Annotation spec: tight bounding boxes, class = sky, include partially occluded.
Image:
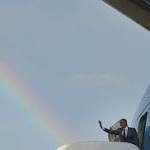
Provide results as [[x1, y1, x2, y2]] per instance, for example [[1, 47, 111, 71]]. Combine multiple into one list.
[[0, 0, 150, 150]]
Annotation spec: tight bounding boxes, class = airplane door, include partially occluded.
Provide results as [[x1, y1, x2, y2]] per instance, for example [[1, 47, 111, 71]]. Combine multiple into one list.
[[143, 110, 150, 150], [137, 112, 147, 150]]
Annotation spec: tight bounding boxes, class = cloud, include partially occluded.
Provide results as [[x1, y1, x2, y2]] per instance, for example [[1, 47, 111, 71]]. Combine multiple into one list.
[[71, 73, 128, 86]]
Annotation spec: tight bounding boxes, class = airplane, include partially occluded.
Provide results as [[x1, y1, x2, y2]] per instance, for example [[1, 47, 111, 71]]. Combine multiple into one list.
[[102, 0, 150, 31], [130, 85, 150, 150], [56, 85, 150, 150], [107, 85, 150, 150], [56, 141, 139, 150], [57, 86, 150, 150]]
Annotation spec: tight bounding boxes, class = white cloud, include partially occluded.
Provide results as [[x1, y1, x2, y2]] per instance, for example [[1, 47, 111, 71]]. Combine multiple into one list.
[[71, 73, 128, 86]]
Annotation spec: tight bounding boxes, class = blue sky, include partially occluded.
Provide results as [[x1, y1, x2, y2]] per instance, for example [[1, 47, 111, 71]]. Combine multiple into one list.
[[1, 0, 150, 150]]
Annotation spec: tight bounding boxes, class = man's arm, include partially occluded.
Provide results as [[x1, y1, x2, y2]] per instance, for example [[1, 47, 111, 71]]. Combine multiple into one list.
[[98, 120, 119, 135]]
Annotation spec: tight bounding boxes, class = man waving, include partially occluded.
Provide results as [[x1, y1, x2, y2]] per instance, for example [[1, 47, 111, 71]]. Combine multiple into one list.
[[98, 119, 139, 147]]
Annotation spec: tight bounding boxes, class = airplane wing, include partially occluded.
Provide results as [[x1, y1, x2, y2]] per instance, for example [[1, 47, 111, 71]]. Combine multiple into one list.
[[102, 0, 150, 31]]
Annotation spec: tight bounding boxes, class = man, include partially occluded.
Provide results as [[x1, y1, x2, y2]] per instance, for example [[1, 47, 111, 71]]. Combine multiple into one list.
[[98, 119, 139, 147]]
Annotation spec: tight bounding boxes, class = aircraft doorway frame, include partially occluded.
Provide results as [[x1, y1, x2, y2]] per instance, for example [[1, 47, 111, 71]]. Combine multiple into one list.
[[138, 112, 148, 150]]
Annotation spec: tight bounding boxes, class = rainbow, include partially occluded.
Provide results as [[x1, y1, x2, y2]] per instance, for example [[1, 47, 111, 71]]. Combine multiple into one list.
[[0, 63, 71, 149]]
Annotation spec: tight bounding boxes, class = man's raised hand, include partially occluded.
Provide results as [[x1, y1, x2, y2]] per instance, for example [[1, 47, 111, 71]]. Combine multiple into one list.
[[98, 120, 103, 129]]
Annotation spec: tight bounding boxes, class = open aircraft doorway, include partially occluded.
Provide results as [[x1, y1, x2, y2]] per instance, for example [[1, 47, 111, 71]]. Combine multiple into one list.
[[138, 112, 148, 150]]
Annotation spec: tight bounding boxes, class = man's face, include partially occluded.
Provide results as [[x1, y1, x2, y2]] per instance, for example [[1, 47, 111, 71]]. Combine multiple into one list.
[[120, 120, 127, 128]]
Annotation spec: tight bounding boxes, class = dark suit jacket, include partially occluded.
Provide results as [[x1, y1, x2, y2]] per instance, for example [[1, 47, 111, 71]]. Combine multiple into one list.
[[104, 127, 139, 147]]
